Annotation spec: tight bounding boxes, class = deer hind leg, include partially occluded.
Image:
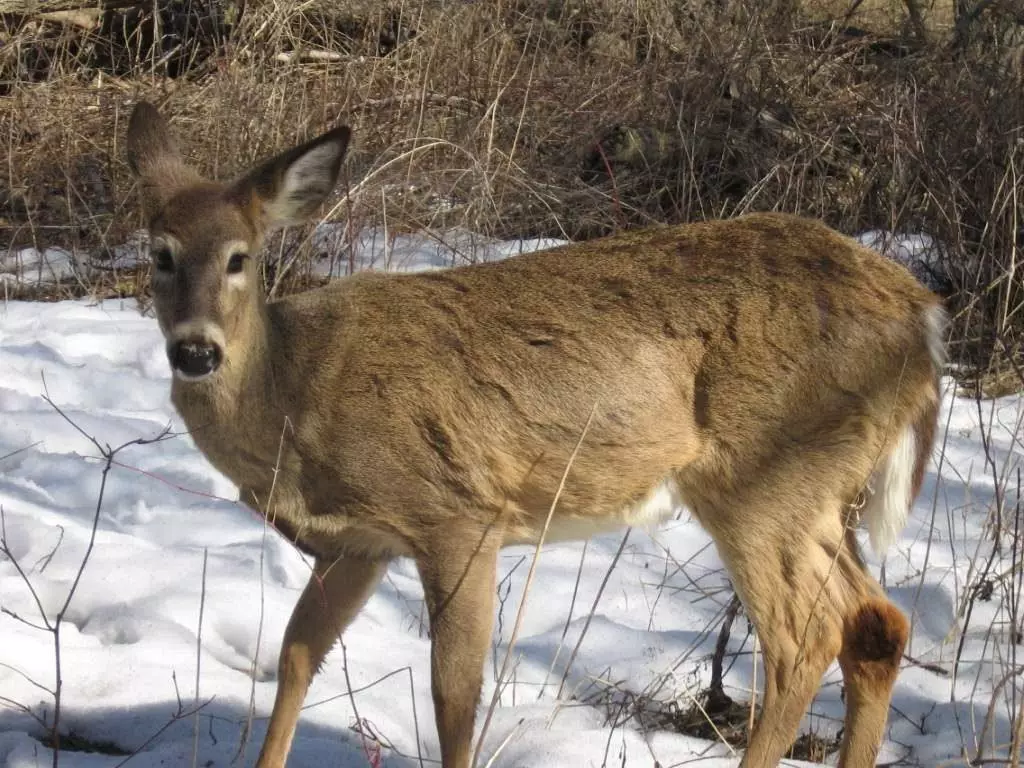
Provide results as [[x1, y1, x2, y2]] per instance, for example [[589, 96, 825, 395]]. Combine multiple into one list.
[[836, 527, 909, 768], [256, 556, 387, 768], [416, 528, 501, 768], [697, 497, 874, 768]]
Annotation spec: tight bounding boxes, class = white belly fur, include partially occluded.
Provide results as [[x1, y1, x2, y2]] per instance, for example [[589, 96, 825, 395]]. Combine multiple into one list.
[[540, 478, 683, 544], [623, 477, 682, 529]]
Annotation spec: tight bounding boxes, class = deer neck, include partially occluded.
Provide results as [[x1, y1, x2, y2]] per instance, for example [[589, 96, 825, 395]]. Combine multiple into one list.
[[169, 296, 290, 460]]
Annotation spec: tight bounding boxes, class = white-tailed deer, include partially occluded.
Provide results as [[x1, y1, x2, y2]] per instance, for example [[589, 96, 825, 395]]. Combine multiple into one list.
[[126, 101, 945, 768]]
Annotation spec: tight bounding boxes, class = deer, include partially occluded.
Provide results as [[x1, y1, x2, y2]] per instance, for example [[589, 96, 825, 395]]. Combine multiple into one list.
[[125, 100, 945, 768]]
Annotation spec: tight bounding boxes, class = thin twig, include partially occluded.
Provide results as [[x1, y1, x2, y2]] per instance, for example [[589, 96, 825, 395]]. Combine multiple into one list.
[[556, 528, 632, 700], [191, 548, 208, 768]]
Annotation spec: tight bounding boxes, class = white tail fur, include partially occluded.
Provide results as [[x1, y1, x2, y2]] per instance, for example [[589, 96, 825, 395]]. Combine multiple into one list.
[[863, 303, 946, 554], [863, 423, 917, 554]]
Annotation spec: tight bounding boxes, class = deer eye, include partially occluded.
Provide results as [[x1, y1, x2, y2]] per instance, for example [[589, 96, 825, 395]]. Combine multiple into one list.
[[152, 247, 174, 273], [226, 252, 248, 274]]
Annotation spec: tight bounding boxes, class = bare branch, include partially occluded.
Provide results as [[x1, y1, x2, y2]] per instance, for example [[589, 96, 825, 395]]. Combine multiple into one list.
[[1, 506, 55, 632]]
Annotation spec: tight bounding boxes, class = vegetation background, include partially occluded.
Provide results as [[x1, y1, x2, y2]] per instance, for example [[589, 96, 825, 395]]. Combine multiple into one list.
[[1, 0, 1022, 392]]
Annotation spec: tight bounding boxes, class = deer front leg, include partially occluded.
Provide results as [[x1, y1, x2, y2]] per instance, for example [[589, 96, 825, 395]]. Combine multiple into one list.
[[417, 532, 501, 768], [255, 556, 387, 768]]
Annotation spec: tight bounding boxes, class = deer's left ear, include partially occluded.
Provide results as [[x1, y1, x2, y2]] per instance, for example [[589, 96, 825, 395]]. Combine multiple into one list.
[[230, 126, 351, 229], [126, 101, 202, 217]]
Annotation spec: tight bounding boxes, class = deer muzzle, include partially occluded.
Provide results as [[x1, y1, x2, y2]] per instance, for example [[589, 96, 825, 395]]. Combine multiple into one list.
[[168, 338, 223, 379]]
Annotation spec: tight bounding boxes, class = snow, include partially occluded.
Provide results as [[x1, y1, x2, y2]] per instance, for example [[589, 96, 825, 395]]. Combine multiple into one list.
[[1, 236, 145, 290], [856, 230, 950, 294], [310, 225, 568, 275], [0, 226, 566, 288], [0, 232, 1021, 768], [4, 222, 945, 287]]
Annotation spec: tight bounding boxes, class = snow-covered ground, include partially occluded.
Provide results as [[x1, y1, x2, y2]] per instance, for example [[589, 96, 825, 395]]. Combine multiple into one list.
[[0, 226, 567, 288], [3, 221, 946, 287], [0, 232, 1021, 768]]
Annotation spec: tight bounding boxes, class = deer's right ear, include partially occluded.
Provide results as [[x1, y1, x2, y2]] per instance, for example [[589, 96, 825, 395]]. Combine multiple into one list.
[[229, 126, 351, 230], [126, 101, 199, 216]]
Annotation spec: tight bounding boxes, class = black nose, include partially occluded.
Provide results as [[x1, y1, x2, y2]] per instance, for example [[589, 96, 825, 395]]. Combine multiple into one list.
[[169, 340, 222, 377]]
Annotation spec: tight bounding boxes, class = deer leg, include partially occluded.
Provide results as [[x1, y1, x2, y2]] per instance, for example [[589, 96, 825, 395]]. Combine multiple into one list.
[[255, 556, 387, 768], [699, 502, 850, 768], [836, 594, 908, 767], [416, 531, 501, 768], [737, 572, 843, 767]]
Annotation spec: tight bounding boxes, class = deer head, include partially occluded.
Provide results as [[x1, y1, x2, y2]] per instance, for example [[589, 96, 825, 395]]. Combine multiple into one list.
[[126, 102, 350, 381]]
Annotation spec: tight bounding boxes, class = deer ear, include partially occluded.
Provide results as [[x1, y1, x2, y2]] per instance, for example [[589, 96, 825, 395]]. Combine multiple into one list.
[[230, 126, 351, 229], [126, 101, 200, 216]]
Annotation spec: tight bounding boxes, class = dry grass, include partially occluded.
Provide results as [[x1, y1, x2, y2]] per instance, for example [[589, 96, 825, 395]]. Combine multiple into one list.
[[1, 0, 1022, 386]]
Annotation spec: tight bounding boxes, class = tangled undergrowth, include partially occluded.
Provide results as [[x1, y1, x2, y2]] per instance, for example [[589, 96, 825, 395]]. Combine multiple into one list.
[[1, 0, 1022, 392]]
